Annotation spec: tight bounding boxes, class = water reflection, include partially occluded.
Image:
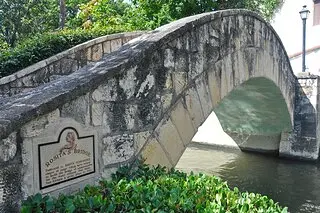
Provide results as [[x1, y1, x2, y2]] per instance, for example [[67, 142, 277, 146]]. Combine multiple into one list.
[[176, 143, 320, 213]]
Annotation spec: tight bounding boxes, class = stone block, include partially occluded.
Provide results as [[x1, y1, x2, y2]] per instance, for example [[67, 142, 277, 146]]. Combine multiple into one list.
[[141, 137, 172, 168], [133, 131, 151, 154], [102, 167, 118, 180], [175, 53, 188, 73], [110, 38, 122, 52], [161, 92, 173, 111], [102, 134, 135, 165], [103, 41, 111, 54], [164, 48, 174, 69], [103, 103, 137, 132], [21, 138, 34, 197], [61, 95, 90, 126], [136, 98, 162, 130], [189, 52, 204, 80], [207, 61, 222, 107], [21, 75, 36, 87], [91, 44, 103, 61], [155, 117, 185, 166], [173, 72, 187, 96], [60, 58, 78, 74], [20, 109, 60, 138], [91, 102, 104, 126], [220, 54, 234, 99], [195, 75, 213, 118], [170, 100, 196, 146], [184, 86, 205, 130], [134, 72, 154, 99], [0, 132, 17, 162], [86, 47, 92, 61], [92, 79, 118, 102]]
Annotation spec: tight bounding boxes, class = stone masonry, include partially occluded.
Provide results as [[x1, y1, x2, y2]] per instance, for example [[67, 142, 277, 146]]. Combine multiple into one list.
[[0, 32, 144, 98], [0, 9, 318, 211]]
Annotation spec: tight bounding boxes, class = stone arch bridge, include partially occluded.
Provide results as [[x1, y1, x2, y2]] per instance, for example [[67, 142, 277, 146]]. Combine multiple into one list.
[[0, 9, 319, 211]]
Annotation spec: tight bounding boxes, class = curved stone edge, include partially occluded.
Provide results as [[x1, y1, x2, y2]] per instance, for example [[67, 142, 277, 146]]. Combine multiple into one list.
[[0, 31, 145, 95], [0, 9, 295, 141]]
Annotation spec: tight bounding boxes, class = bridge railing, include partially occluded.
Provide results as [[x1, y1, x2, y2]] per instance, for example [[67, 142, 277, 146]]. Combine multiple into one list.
[[0, 31, 144, 98]]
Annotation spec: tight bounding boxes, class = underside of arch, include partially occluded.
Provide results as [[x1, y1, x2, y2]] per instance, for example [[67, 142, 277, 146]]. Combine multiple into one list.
[[214, 77, 292, 153]]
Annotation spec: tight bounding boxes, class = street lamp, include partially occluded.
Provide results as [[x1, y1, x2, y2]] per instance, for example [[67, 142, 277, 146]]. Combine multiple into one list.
[[299, 5, 310, 72]]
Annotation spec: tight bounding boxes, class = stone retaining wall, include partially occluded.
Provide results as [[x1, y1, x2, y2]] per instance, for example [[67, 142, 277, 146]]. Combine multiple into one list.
[[0, 32, 144, 98]]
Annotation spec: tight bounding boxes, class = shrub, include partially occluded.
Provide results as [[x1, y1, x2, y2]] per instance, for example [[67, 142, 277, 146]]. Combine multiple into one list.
[[0, 27, 131, 78], [21, 164, 288, 213]]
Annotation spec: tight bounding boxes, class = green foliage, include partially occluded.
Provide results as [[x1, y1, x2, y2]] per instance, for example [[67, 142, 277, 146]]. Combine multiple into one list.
[[78, 0, 282, 31], [0, 0, 56, 47], [0, 27, 128, 78], [0, 0, 91, 47], [21, 164, 288, 213]]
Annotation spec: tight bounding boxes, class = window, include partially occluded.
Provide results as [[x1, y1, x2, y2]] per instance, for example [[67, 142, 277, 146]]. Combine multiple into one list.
[[314, 0, 320, 25]]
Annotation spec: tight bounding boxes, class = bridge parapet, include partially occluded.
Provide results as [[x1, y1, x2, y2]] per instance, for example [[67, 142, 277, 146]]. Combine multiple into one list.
[[0, 32, 143, 98]]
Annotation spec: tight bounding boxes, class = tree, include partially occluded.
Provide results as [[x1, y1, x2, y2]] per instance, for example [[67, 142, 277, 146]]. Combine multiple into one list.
[[0, 0, 91, 47], [60, 0, 67, 29], [78, 0, 282, 32], [0, 0, 56, 47]]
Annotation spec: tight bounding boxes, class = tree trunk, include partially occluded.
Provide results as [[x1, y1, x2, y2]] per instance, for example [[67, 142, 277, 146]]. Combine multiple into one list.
[[59, 0, 66, 29]]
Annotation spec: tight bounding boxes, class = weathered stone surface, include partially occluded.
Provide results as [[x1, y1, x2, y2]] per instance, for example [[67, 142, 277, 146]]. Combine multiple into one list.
[[0, 32, 143, 98], [161, 93, 173, 111], [101, 167, 118, 180], [102, 134, 135, 165], [173, 72, 187, 95], [195, 74, 213, 118], [92, 79, 118, 102], [86, 47, 92, 61], [91, 102, 104, 126], [0, 132, 17, 162], [184, 86, 205, 130], [164, 48, 174, 69], [0, 10, 309, 210], [61, 95, 90, 125], [155, 117, 185, 165], [21, 138, 34, 197], [133, 131, 151, 154], [20, 109, 60, 138], [170, 100, 196, 146], [141, 137, 172, 168], [110, 38, 122, 51], [103, 41, 111, 54], [103, 103, 137, 132], [207, 61, 222, 107], [91, 44, 103, 61]]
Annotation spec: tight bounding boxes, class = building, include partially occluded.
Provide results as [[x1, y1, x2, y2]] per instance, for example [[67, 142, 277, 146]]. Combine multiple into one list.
[[271, 0, 320, 74]]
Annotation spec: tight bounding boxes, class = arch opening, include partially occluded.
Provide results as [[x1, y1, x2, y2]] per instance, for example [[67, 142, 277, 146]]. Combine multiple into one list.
[[193, 77, 292, 154]]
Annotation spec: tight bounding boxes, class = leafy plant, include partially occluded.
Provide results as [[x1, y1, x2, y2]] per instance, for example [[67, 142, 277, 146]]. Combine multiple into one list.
[[0, 27, 129, 78], [21, 163, 288, 213]]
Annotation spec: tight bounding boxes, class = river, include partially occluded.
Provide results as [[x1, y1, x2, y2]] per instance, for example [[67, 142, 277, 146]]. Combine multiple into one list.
[[176, 143, 320, 213]]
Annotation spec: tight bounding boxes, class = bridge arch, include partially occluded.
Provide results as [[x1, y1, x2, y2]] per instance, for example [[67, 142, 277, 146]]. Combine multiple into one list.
[[0, 10, 299, 202], [133, 10, 297, 166]]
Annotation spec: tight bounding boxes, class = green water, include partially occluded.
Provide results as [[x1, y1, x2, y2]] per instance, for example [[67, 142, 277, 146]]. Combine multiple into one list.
[[176, 143, 320, 213]]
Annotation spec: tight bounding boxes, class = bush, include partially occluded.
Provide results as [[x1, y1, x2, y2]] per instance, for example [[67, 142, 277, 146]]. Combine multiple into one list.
[[21, 164, 288, 213], [0, 27, 131, 78]]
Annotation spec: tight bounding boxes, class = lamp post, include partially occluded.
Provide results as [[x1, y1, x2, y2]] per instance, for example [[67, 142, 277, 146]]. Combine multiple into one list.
[[299, 5, 310, 72]]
